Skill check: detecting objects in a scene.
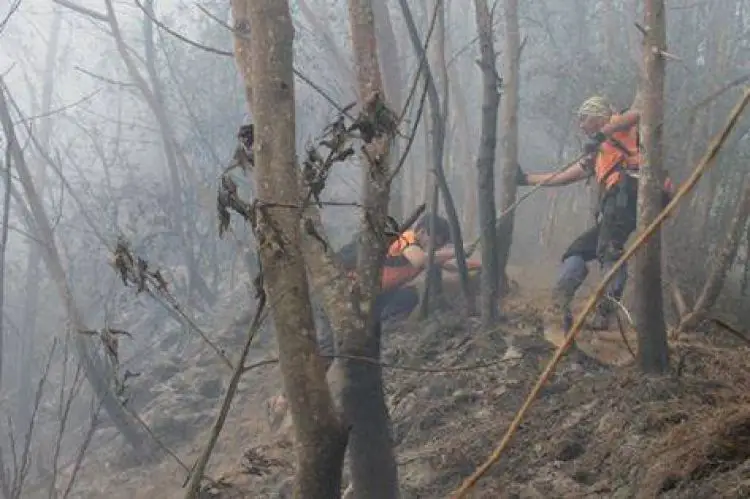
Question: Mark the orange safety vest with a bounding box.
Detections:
[595,114,641,191]
[382,229,422,290]
[386,230,418,259]
[345,230,423,292]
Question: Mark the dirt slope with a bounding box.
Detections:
[51,275,750,499]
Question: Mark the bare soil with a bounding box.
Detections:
[55,266,750,498]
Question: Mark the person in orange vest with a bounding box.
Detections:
[336,212,481,322]
[313,213,482,372]
[373,213,482,320]
[515,95,674,332]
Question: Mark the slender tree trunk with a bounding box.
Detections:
[473,0,499,325]
[634,0,669,373]
[140,0,216,308]
[372,0,405,220]
[678,178,750,332]
[230,2,348,496]
[15,7,63,428]
[0,123,9,389]
[330,1,401,496]
[0,82,147,453]
[496,0,521,296]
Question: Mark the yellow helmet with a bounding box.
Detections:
[577,96,613,118]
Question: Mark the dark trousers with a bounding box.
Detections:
[315,286,419,362]
[555,175,638,311]
[374,286,420,321]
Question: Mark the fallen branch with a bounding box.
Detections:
[450,85,750,498]
[710,317,750,347]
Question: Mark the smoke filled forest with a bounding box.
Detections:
[1,0,750,497]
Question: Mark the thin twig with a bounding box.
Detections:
[12,339,57,497]
[605,296,637,359]
[397,0,442,125]
[11,90,101,125]
[183,281,267,498]
[710,317,750,347]
[73,66,135,87]
[389,76,430,182]
[449,86,750,498]
[60,397,104,499]
[49,336,85,499]
[135,0,353,118]
[241,350,518,375]
[0,0,22,35]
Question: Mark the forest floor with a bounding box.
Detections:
[45,265,750,499]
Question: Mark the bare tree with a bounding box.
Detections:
[634,0,669,373]
[230,1,348,497]
[16,7,62,428]
[676,177,750,334]
[0,81,146,452]
[397,0,473,317]
[53,0,216,309]
[0,119,10,389]
[473,0,500,325]
[322,0,402,496]
[496,0,521,296]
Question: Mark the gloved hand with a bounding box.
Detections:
[583,131,607,155]
[516,166,529,186]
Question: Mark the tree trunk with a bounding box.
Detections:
[0,117,8,390]
[230,2,348,496]
[140,0,216,309]
[0,82,147,453]
[372,0,405,220]
[328,1,401,496]
[634,0,669,373]
[678,178,750,332]
[473,0,500,325]
[496,0,520,296]
[16,7,62,428]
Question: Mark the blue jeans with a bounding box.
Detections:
[555,176,638,315]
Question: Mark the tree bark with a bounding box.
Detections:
[496,0,521,297]
[326,1,401,496]
[634,0,669,373]
[230,2,348,497]
[473,0,500,325]
[372,0,405,220]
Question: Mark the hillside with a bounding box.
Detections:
[43,271,750,499]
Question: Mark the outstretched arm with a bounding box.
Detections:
[401,244,455,269]
[524,161,590,187]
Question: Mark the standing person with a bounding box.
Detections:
[516,95,672,332]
